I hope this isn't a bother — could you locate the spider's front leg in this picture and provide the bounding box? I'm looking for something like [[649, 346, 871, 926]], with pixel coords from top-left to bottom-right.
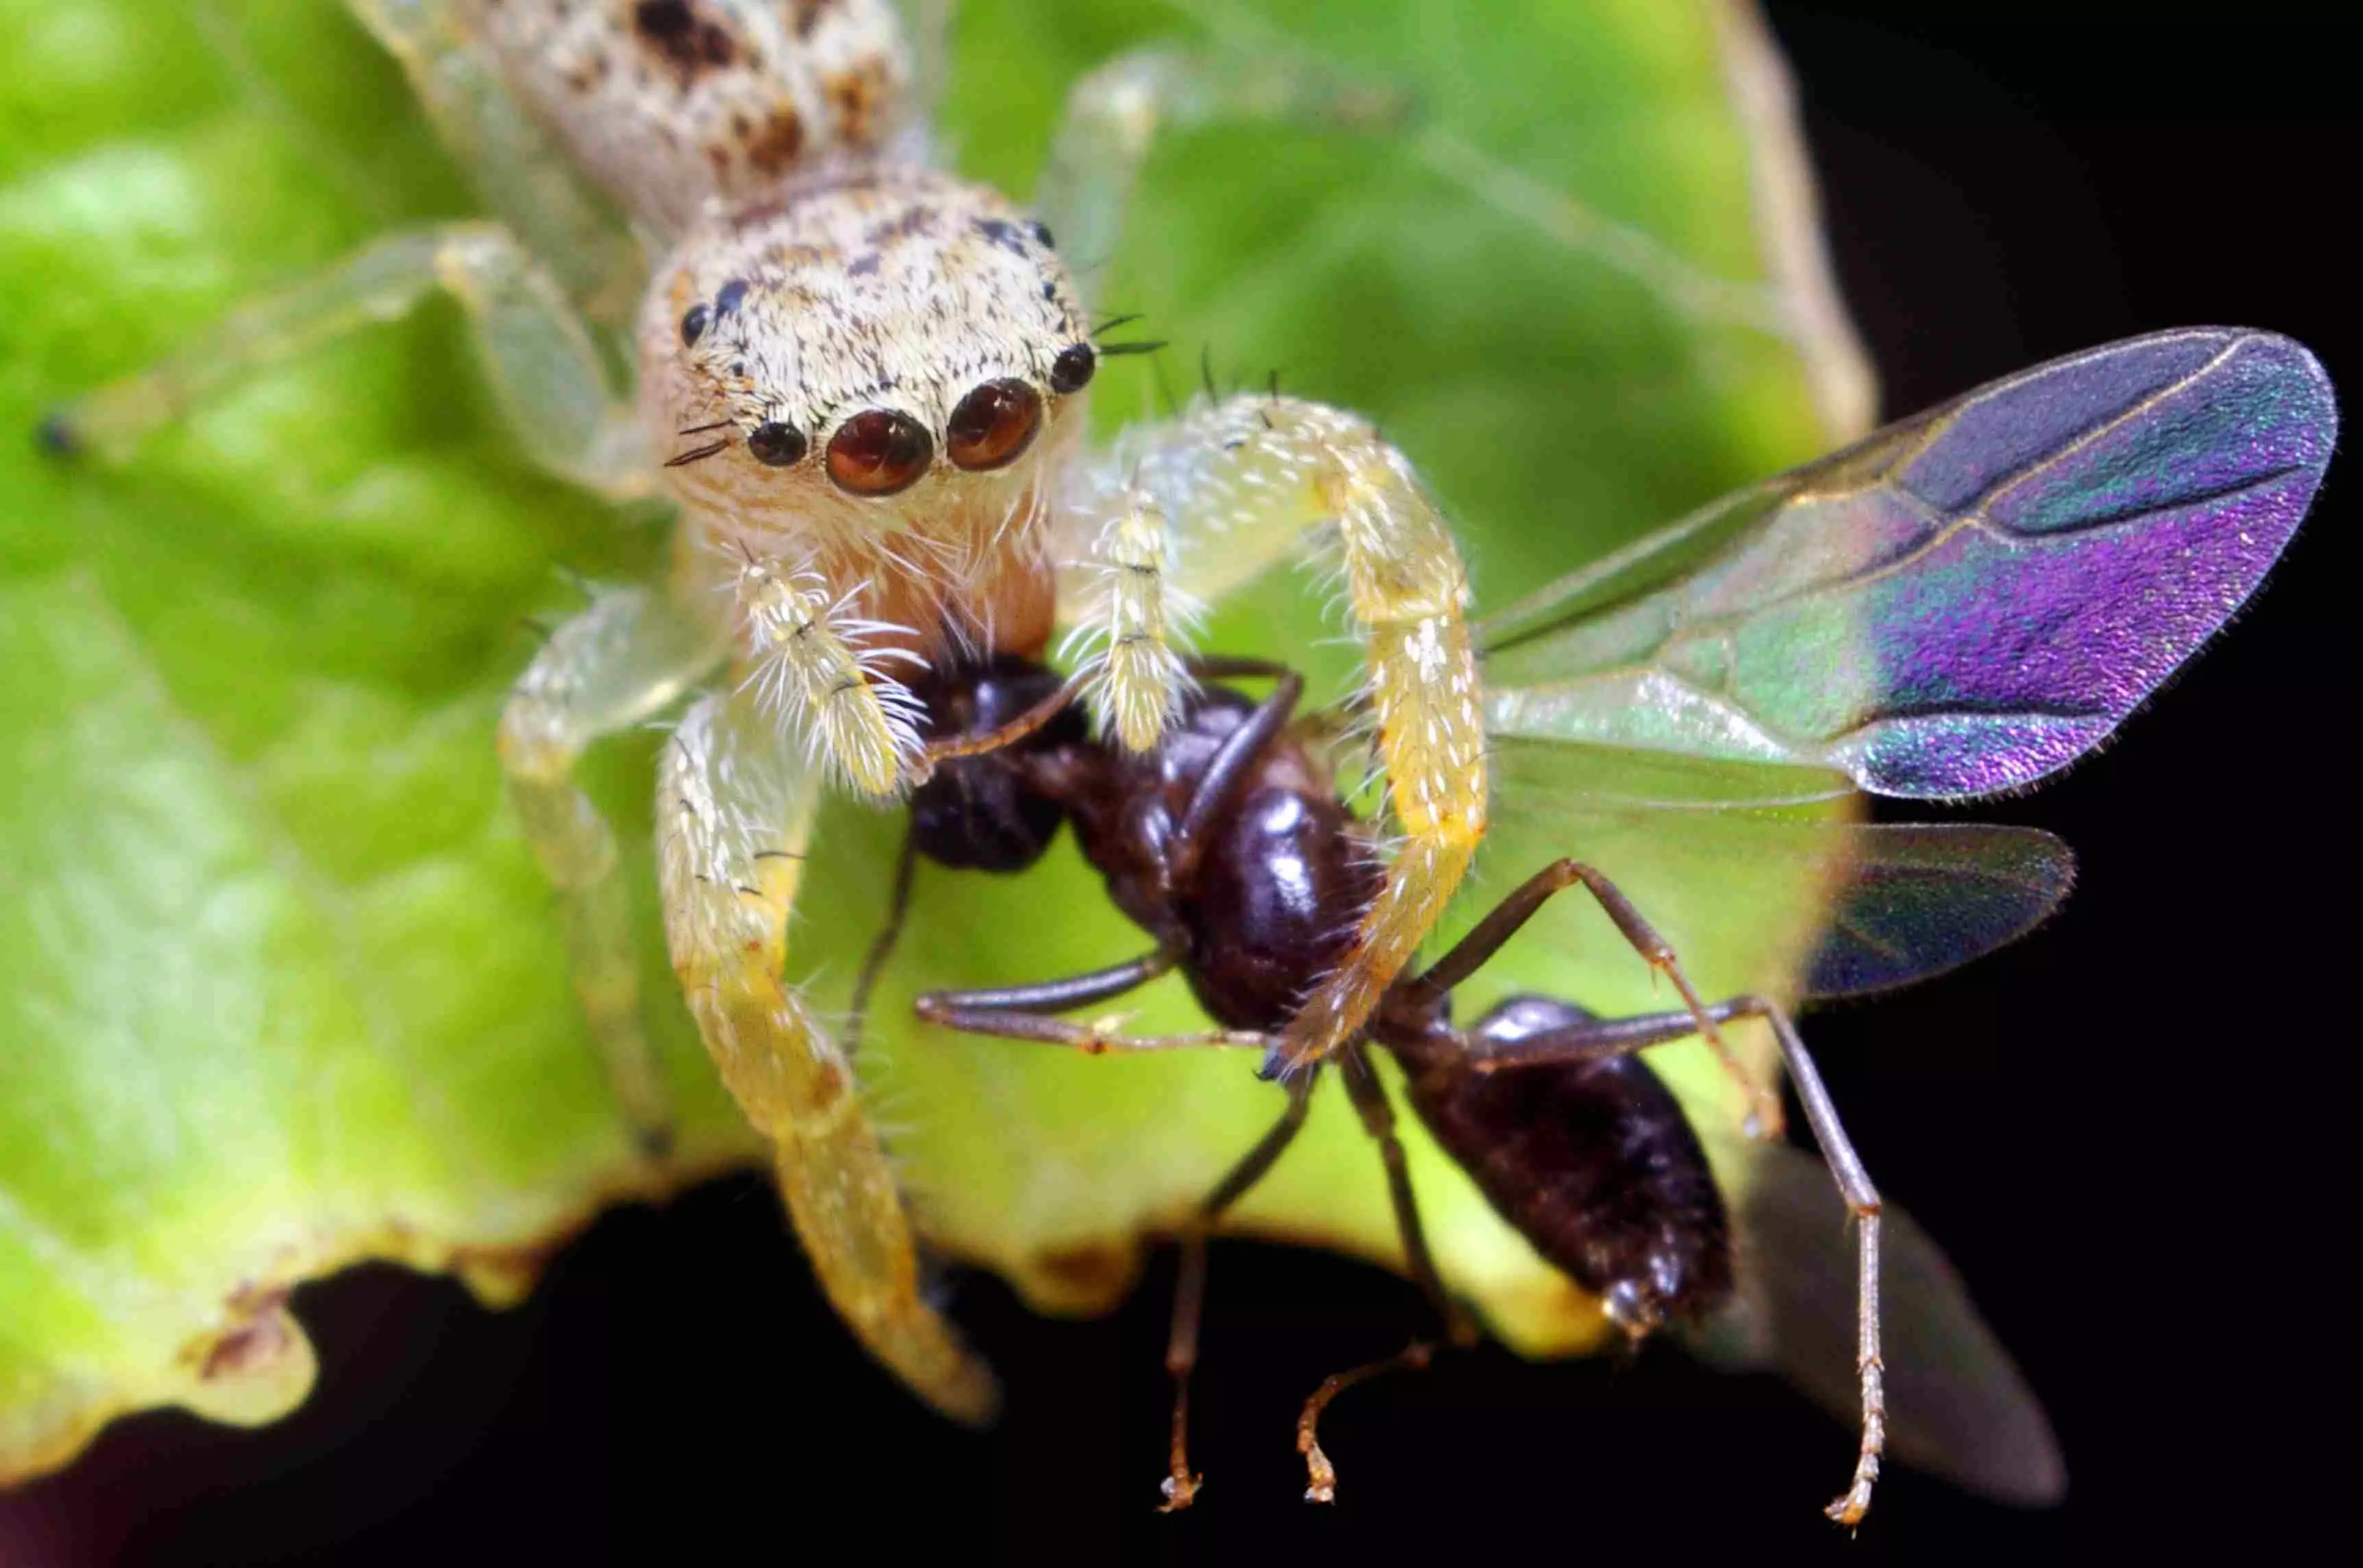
[[1058, 397, 1488, 1071], [660, 687, 998, 1423], [500, 586, 729, 1149]]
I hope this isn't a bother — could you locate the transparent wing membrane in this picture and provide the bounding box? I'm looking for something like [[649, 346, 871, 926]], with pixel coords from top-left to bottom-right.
[[1806, 824, 2074, 1000], [1695, 1142, 2066, 1508]]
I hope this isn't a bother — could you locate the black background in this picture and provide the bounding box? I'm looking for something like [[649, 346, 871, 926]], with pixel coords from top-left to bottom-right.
[[3, 4, 2349, 1562]]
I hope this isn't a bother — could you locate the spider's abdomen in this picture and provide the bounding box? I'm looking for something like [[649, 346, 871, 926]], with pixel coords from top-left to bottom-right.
[[1402, 995, 1733, 1335], [474, 0, 913, 238]]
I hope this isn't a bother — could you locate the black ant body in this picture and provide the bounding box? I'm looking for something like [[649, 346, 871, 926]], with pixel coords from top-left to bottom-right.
[[871, 653, 1884, 1520]]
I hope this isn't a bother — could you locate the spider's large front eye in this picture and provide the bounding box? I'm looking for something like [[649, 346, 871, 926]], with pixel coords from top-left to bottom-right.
[[827, 409, 933, 495], [946, 379, 1042, 471]]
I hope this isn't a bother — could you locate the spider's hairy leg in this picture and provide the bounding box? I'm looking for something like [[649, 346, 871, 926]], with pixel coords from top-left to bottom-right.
[[660, 691, 998, 1423], [344, 0, 643, 317], [498, 586, 729, 1152], [1099, 396, 1486, 1070], [732, 550, 929, 800], [1033, 42, 1411, 270], [47, 223, 648, 498], [1055, 480, 1190, 752]]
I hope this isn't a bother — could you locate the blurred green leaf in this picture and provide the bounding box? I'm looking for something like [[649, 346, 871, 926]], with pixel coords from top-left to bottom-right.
[[0, 0, 1859, 1479]]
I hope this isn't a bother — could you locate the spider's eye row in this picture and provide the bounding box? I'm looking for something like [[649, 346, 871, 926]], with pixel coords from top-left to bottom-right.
[[680, 303, 709, 347], [1049, 344, 1097, 395], [747, 421, 806, 467], [946, 379, 1043, 471], [827, 409, 933, 495]]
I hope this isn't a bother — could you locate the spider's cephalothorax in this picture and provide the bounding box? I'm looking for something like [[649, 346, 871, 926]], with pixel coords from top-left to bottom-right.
[[649, 167, 1094, 789], [48, 0, 1492, 1430]]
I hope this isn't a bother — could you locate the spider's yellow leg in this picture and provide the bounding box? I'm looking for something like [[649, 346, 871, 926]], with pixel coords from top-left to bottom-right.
[[498, 586, 726, 1151], [659, 691, 998, 1423], [46, 222, 647, 497], [1068, 396, 1487, 1068]]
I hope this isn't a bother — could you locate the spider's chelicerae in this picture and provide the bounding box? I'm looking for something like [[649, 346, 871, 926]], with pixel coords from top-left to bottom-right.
[[51, 0, 1489, 1423]]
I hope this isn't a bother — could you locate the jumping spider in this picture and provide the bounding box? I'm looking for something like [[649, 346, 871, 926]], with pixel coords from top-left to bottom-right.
[[50, 1, 1491, 1423]]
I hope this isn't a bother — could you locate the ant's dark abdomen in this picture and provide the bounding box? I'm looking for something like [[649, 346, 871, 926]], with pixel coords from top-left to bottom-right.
[[1402, 995, 1732, 1334]]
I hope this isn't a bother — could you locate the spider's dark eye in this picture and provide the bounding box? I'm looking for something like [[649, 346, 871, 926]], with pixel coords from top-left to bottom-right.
[[680, 303, 710, 347], [826, 408, 933, 495], [747, 421, 806, 467], [946, 379, 1042, 471], [1049, 344, 1096, 395], [1027, 219, 1055, 248]]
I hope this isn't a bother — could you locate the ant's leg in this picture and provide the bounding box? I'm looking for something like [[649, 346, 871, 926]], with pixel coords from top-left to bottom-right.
[[914, 956, 1270, 1055], [498, 586, 726, 1151], [1454, 994, 1886, 1527], [846, 825, 920, 1057], [345, 1, 644, 317], [1290, 1049, 1465, 1505], [661, 691, 997, 1425], [1034, 45, 1408, 285], [1409, 858, 1785, 1140], [917, 675, 1084, 769], [1334, 1050, 1468, 1339], [1057, 397, 1487, 1073], [46, 223, 648, 496], [1160, 1070, 1321, 1511], [1168, 670, 1303, 875], [1296, 1342, 1437, 1505]]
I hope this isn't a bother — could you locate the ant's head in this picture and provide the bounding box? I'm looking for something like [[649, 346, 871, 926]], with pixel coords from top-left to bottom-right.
[[908, 656, 1085, 872], [644, 169, 1094, 578]]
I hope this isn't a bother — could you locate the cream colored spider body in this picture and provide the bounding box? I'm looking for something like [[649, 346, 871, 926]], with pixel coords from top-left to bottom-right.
[[53, 0, 1490, 1425]]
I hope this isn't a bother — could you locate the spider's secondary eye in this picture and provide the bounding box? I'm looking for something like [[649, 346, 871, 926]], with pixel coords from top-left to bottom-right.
[[946, 379, 1042, 471], [1027, 220, 1055, 248], [681, 303, 710, 347], [747, 421, 806, 467], [827, 409, 933, 495], [1049, 344, 1096, 395]]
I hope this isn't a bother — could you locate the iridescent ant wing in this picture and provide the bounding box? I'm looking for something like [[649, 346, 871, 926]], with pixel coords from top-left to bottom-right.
[[1477, 330, 2336, 799], [1807, 823, 2074, 999]]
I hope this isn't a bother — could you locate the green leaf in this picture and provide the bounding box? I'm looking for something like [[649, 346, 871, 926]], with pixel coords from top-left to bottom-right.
[[0, 0, 1863, 1478]]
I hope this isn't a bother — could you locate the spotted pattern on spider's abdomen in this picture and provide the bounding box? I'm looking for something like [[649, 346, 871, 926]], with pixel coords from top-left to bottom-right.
[[468, 0, 912, 238]]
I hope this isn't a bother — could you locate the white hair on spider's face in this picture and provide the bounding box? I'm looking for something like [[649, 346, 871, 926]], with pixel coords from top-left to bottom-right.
[[646, 164, 1099, 668]]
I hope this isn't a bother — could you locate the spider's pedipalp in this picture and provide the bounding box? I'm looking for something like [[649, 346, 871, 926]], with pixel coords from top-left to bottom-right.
[[1055, 476, 1199, 752], [731, 550, 927, 797], [660, 689, 998, 1424]]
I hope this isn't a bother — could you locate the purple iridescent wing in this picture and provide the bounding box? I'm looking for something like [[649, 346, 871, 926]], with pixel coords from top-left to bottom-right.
[[1477, 330, 2335, 798]]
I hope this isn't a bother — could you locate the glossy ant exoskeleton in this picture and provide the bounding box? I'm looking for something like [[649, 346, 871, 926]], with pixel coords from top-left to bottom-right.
[[859, 653, 1885, 1521]]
